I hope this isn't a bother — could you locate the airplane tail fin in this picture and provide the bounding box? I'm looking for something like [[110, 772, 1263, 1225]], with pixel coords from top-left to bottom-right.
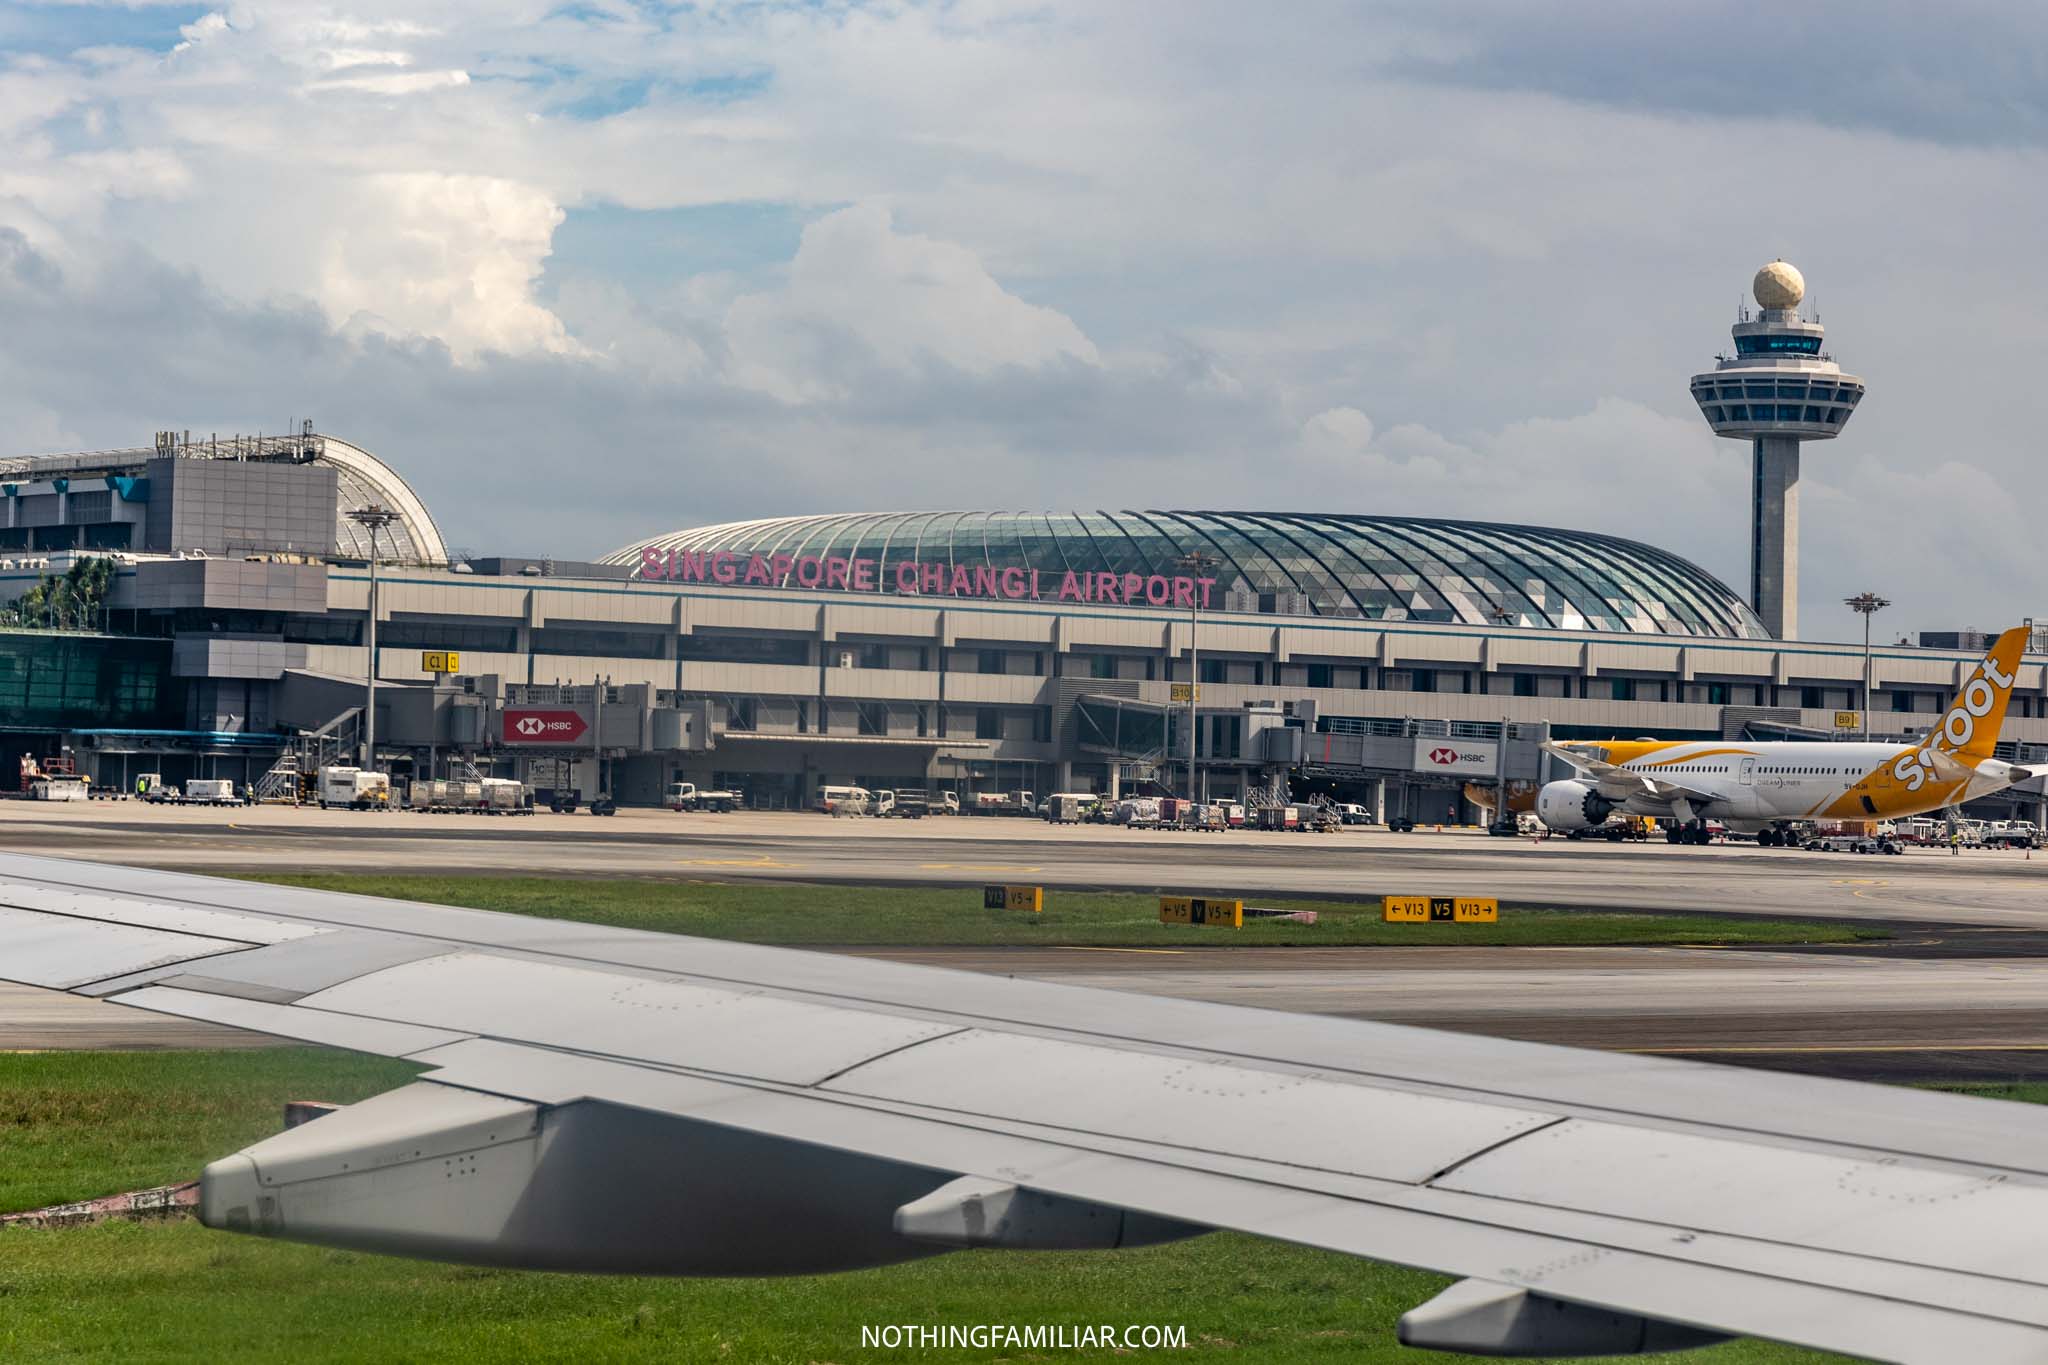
[[1921, 626, 2030, 764]]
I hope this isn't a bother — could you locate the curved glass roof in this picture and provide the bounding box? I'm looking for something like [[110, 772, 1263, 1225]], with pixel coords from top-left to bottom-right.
[[605, 512, 1767, 639], [0, 431, 447, 565]]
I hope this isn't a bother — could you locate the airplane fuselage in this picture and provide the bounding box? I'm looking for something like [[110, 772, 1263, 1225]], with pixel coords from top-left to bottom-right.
[[1572, 738, 2021, 826]]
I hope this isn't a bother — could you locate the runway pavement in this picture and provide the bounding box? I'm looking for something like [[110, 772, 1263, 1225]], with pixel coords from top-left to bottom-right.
[[4, 802, 2046, 1079], [4, 801, 2047, 926]]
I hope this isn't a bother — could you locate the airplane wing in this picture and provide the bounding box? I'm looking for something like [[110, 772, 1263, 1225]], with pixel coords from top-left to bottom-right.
[[1543, 742, 1721, 807], [6, 851, 2048, 1363]]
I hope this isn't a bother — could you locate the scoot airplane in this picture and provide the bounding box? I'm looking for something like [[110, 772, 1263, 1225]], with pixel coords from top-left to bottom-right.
[[1537, 625, 2036, 845]]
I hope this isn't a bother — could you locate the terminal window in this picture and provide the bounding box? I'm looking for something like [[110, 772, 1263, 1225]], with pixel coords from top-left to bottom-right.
[[1306, 663, 1333, 688], [975, 708, 1002, 740]]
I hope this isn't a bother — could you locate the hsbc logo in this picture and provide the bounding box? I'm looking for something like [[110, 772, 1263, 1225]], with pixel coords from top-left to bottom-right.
[[1428, 747, 1459, 765], [503, 709, 589, 744]]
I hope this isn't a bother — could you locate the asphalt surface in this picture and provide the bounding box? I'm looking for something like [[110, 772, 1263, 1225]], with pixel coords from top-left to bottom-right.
[[5, 802, 2046, 1080]]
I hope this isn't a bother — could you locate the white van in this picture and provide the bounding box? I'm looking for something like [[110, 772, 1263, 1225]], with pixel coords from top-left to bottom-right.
[[816, 785, 871, 814]]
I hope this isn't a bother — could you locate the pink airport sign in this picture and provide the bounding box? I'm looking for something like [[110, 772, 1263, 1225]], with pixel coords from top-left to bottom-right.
[[638, 548, 1217, 610]]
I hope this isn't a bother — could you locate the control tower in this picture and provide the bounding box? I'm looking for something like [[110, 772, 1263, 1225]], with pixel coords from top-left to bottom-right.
[[1688, 261, 1864, 639]]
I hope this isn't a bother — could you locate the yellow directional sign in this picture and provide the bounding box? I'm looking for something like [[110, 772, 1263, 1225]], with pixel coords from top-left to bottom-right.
[[1159, 895, 1242, 928], [1382, 896, 1499, 924], [1834, 710, 1860, 730], [1169, 683, 1201, 703], [422, 651, 462, 674], [983, 884, 1043, 913]]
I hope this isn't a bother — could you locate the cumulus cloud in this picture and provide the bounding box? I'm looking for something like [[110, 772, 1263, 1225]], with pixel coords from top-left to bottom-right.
[[722, 203, 1100, 401], [0, 1, 2044, 635]]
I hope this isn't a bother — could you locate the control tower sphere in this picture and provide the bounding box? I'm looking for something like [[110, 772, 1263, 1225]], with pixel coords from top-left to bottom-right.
[[1752, 260, 1805, 311]]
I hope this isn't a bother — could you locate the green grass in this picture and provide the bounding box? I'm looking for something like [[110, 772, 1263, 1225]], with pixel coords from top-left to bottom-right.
[[242, 874, 1887, 948], [0, 1050, 1859, 1364], [0, 1049, 420, 1213]]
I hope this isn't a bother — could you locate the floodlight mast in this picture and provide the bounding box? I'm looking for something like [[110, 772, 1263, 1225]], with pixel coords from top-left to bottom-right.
[[347, 505, 401, 769], [1844, 592, 1890, 741], [1177, 550, 1217, 802]]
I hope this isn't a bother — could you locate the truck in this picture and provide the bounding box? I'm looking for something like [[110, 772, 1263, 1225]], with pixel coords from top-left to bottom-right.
[[664, 782, 738, 813], [889, 788, 932, 819], [1983, 820, 2042, 850], [317, 766, 391, 811], [29, 775, 89, 802], [972, 790, 1036, 817], [1044, 792, 1099, 824], [182, 778, 243, 807]]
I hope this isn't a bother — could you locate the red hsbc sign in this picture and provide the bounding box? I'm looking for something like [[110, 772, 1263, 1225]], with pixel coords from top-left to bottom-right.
[[1427, 746, 1458, 765], [502, 708, 588, 745]]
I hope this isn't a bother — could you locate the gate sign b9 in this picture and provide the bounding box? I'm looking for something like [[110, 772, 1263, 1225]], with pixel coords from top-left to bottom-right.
[[1382, 896, 1499, 923]]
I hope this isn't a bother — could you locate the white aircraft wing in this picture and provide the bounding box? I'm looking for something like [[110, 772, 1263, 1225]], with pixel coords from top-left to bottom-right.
[[1543, 742, 1720, 806], [6, 851, 2048, 1363]]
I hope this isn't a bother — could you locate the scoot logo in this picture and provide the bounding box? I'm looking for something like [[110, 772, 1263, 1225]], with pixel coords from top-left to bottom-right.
[[1891, 655, 2015, 790]]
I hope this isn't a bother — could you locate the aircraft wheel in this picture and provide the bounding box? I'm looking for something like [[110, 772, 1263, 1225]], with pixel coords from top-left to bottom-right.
[[1665, 827, 1682, 844]]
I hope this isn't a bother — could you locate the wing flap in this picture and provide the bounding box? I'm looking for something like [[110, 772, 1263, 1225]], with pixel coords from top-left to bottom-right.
[[406, 1036, 2048, 1364], [0, 904, 253, 989], [113, 986, 473, 1058]]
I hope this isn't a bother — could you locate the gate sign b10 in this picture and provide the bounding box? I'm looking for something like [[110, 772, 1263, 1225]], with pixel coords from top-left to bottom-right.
[[1382, 896, 1499, 923]]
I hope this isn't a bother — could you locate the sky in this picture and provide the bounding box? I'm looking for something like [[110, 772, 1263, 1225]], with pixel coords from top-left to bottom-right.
[[1, 1, 2044, 642]]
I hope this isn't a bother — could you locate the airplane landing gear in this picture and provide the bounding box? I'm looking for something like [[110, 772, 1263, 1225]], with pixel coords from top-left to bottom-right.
[[1667, 821, 1712, 845]]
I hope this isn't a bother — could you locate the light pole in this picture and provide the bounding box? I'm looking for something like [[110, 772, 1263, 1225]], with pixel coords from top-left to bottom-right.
[[1844, 592, 1889, 741], [1176, 550, 1217, 802], [348, 505, 400, 769]]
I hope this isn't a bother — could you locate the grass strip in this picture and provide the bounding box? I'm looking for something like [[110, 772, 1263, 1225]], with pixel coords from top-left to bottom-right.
[[242, 874, 1886, 948]]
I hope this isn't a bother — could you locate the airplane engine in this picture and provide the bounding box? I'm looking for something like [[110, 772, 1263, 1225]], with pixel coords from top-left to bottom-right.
[[201, 1082, 1202, 1275], [1534, 779, 1613, 832]]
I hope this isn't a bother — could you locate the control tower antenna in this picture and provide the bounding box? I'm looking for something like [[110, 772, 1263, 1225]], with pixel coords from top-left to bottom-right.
[[1688, 261, 1865, 639]]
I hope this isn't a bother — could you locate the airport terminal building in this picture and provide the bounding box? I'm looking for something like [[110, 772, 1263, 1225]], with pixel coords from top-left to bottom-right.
[[2, 429, 2045, 820]]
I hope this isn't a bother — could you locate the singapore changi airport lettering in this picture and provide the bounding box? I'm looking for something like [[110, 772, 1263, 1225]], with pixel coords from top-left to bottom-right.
[[639, 547, 1217, 609]]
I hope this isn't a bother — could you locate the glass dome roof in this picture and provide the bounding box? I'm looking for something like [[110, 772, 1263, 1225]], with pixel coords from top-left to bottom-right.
[[604, 511, 1768, 639]]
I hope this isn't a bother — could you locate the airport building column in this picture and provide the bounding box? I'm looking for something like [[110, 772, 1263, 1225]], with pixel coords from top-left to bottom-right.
[[1057, 759, 1073, 793], [1370, 777, 1387, 824]]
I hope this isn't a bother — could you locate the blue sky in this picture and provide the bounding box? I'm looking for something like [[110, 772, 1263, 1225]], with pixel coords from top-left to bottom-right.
[[0, 0, 2043, 638]]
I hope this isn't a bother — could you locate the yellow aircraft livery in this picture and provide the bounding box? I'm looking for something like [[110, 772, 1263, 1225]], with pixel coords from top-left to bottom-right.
[[1537, 626, 2036, 845]]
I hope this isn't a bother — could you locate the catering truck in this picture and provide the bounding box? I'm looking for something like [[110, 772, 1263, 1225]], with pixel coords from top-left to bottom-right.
[[317, 766, 391, 811]]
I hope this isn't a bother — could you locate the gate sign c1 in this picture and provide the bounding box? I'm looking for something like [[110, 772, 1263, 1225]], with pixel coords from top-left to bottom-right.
[[502, 708, 589, 745], [1411, 738, 1497, 775]]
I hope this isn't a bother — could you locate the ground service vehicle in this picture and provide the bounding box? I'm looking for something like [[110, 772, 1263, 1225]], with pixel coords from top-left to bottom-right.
[[318, 767, 390, 810], [935, 792, 960, 815], [890, 789, 931, 819], [816, 785, 870, 814], [1332, 803, 1372, 826], [1984, 820, 2041, 849], [480, 779, 532, 814], [973, 790, 1037, 817], [1045, 793, 1099, 824], [1539, 626, 2037, 845], [665, 782, 737, 813], [183, 779, 242, 806]]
